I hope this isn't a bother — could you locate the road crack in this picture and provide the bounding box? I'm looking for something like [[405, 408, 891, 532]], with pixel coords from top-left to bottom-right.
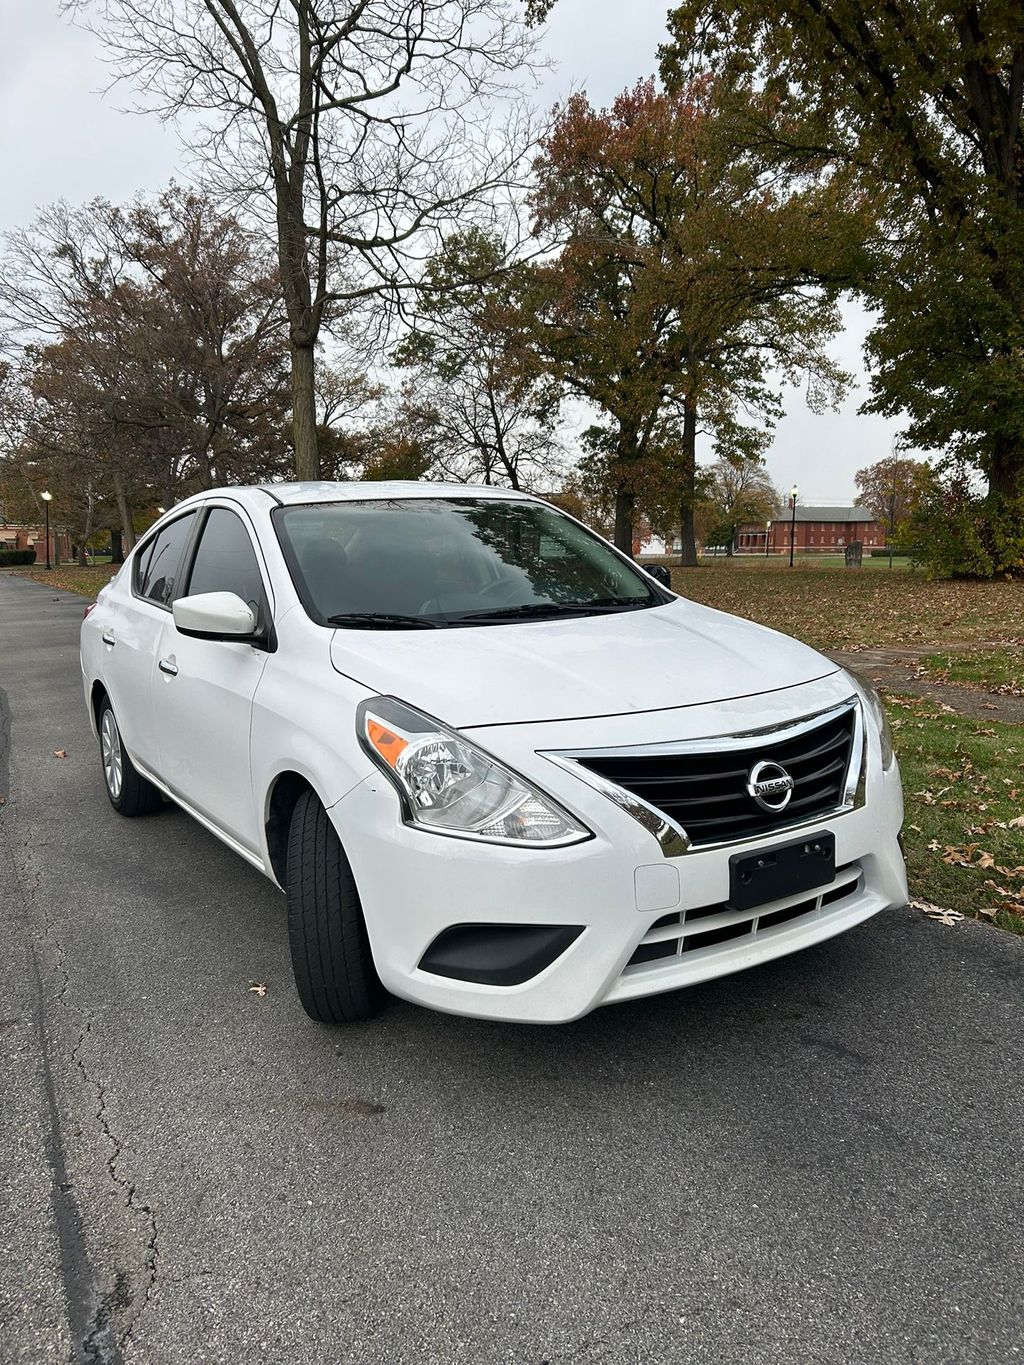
[[72, 1018, 161, 1355], [3, 769, 159, 1360]]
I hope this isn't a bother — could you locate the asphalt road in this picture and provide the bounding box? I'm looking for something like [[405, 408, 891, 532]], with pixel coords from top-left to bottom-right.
[[1, 570, 1022, 1365]]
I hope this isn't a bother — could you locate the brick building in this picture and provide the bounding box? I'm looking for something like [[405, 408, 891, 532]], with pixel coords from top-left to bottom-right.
[[0, 522, 72, 563], [734, 505, 882, 556]]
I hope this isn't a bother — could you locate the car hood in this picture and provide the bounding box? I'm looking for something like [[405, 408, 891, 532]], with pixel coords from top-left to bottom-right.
[[329, 598, 839, 728]]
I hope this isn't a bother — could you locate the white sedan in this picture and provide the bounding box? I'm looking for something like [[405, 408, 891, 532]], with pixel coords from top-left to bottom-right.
[[81, 482, 907, 1025]]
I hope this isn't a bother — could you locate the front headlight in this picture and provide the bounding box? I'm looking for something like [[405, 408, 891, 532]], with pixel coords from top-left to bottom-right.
[[844, 669, 895, 770], [357, 696, 592, 847]]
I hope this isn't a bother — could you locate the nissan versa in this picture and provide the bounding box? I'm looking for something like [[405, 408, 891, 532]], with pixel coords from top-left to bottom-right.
[[80, 483, 907, 1024]]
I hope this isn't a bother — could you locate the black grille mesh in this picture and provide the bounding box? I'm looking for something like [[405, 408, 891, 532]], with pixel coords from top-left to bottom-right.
[[576, 704, 857, 847]]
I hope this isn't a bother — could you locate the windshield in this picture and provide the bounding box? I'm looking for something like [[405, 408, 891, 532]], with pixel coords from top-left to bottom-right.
[[273, 497, 669, 628]]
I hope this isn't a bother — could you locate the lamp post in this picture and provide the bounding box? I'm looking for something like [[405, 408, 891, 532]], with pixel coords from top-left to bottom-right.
[[788, 485, 798, 568], [764, 520, 772, 557], [41, 490, 52, 570]]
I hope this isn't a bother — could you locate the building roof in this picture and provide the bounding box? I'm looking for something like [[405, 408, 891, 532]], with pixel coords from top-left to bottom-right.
[[791, 505, 876, 523]]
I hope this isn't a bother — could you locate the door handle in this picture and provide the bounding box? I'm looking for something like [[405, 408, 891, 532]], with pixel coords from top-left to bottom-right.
[[102, 630, 115, 646], [158, 658, 178, 676]]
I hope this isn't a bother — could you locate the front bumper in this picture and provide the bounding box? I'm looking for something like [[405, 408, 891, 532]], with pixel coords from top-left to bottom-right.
[[331, 675, 908, 1024]]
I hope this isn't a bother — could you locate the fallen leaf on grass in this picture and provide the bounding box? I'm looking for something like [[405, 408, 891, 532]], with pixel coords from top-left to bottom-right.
[[1009, 814, 1024, 829], [977, 907, 998, 920], [983, 881, 1024, 917], [939, 843, 997, 870], [249, 982, 268, 997], [53, 749, 67, 759], [910, 898, 964, 926]]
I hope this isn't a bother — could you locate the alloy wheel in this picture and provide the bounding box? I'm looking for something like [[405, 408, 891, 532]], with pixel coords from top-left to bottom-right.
[[100, 708, 123, 800]]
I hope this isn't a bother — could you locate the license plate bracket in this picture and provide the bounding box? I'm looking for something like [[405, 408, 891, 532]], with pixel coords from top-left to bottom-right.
[[728, 833, 836, 912]]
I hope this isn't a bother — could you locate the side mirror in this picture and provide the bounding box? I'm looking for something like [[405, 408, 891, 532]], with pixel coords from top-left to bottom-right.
[[173, 591, 258, 640], [645, 564, 672, 588]]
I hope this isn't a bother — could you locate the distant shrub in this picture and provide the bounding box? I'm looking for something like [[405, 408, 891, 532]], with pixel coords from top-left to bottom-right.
[[0, 548, 37, 566]]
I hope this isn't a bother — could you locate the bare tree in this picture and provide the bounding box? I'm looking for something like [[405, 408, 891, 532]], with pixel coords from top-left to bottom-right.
[[394, 230, 565, 490], [76, 0, 539, 479], [0, 193, 290, 544], [700, 455, 778, 554]]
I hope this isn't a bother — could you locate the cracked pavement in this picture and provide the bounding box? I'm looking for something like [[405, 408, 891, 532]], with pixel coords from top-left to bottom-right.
[[1, 570, 1023, 1365]]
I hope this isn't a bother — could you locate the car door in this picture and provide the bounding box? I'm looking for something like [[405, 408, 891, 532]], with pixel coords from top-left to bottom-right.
[[104, 511, 198, 773], [153, 504, 272, 854]]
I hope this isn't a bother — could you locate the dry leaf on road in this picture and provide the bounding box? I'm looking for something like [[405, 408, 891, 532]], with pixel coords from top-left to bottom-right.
[[910, 898, 965, 926], [53, 749, 67, 759], [249, 982, 268, 997]]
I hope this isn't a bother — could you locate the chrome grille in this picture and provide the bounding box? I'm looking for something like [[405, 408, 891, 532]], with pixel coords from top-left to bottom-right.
[[569, 699, 860, 849], [625, 864, 863, 971]]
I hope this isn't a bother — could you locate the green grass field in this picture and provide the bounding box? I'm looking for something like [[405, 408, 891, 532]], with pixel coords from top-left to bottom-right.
[[668, 558, 1022, 653], [917, 648, 1024, 696], [888, 697, 1023, 932]]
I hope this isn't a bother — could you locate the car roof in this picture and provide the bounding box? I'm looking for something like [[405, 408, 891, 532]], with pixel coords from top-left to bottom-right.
[[149, 481, 546, 532], [259, 481, 539, 507]]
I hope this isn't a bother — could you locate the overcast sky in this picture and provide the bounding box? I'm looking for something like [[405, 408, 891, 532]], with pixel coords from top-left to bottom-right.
[[0, 0, 919, 504]]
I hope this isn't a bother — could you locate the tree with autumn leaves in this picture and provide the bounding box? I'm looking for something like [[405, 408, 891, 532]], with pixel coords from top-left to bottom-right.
[[855, 455, 936, 546], [660, 0, 1024, 575], [521, 76, 859, 561]]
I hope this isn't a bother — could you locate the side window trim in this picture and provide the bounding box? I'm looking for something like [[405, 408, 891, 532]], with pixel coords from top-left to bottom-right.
[[131, 511, 200, 611], [132, 535, 156, 597]]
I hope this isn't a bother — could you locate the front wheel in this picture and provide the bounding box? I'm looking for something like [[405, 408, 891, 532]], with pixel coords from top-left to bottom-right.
[[285, 791, 384, 1024], [98, 699, 163, 817]]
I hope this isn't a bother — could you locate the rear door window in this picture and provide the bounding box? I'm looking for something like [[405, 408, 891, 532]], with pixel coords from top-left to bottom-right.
[[135, 513, 197, 607]]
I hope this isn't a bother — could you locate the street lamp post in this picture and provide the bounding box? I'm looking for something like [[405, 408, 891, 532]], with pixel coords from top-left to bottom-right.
[[788, 485, 798, 569], [764, 520, 772, 557], [41, 490, 52, 570]]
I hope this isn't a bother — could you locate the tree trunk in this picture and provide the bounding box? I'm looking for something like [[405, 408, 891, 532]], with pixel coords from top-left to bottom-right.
[[110, 529, 124, 564], [613, 486, 635, 554], [988, 437, 1022, 498], [77, 492, 93, 566], [613, 417, 642, 554], [112, 473, 136, 553], [291, 340, 320, 481], [677, 393, 699, 567]]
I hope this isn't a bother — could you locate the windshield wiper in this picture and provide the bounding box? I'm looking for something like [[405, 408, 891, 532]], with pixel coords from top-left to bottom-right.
[[326, 612, 438, 630], [452, 599, 650, 624]]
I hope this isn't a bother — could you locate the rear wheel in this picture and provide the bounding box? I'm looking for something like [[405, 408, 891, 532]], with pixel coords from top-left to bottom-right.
[[285, 790, 384, 1024], [98, 698, 163, 817]]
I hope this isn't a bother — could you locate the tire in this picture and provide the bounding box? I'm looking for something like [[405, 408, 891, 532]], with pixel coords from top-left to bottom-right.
[[98, 698, 163, 817], [285, 790, 384, 1024]]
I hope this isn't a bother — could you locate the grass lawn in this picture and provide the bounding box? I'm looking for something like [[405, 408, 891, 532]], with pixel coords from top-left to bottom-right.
[[889, 695, 1024, 932], [2, 563, 119, 598], [668, 559, 1022, 653], [917, 647, 1024, 696]]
